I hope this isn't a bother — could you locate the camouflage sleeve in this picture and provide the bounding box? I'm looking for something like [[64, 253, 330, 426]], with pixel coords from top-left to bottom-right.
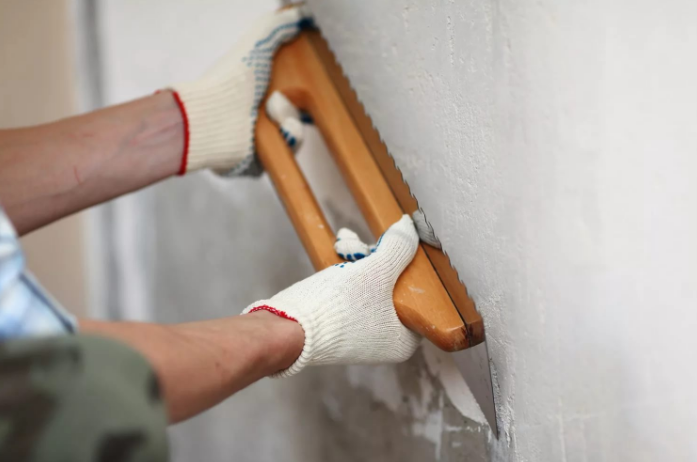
[[0, 334, 169, 462]]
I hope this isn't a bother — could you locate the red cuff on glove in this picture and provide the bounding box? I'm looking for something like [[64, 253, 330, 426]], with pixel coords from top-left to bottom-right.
[[169, 91, 190, 176], [248, 305, 298, 323]]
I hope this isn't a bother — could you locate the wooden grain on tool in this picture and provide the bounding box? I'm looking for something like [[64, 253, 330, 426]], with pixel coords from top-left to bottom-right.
[[256, 32, 473, 352]]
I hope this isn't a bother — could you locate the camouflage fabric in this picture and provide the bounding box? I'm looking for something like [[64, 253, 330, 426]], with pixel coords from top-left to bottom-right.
[[0, 334, 168, 462]]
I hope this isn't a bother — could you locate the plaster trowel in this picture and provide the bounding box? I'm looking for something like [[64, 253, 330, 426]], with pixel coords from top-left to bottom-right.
[[254, 29, 498, 436]]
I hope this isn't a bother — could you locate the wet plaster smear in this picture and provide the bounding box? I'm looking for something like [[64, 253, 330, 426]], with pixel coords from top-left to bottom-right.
[[98, 0, 696, 461]]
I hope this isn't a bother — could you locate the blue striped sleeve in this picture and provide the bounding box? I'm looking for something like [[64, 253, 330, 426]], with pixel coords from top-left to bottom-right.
[[0, 207, 76, 340]]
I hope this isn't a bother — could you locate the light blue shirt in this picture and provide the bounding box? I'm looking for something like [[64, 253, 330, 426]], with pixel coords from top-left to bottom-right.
[[0, 206, 76, 340]]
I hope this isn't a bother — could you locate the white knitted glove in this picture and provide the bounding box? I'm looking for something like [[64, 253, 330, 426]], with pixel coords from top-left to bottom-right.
[[169, 6, 311, 176], [243, 215, 422, 377]]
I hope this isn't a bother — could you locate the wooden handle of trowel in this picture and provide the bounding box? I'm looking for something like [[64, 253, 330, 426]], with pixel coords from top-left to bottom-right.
[[255, 32, 471, 352]]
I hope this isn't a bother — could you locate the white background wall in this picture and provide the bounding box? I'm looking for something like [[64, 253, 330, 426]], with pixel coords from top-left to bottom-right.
[[308, 0, 697, 460]]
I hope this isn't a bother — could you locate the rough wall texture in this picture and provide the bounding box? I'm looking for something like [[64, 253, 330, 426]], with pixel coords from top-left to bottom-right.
[[96, 1, 489, 460], [307, 0, 697, 461]]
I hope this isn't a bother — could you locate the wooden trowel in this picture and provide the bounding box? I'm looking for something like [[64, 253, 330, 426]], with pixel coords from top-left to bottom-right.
[[255, 29, 498, 436]]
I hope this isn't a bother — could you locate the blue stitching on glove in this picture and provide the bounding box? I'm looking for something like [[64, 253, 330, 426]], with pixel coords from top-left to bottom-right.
[[255, 22, 300, 47]]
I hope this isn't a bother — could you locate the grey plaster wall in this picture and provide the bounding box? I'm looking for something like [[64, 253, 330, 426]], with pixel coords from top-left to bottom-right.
[[308, 1, 697, 461]]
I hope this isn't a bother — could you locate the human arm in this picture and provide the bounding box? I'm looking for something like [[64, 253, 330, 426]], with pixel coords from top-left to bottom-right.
[[0, 5, 310, 236], [79, 311, 304, 424], [1, 194, 304, 425], [2, 210, 420, 450], [0, 312, 301, 461], [79, 215, 421, 425], [0, 92, 183, 235]]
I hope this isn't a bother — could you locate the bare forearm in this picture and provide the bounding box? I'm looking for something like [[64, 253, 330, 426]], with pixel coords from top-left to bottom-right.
[[0, 91, 183, 235], [79, 312, 304, 423]]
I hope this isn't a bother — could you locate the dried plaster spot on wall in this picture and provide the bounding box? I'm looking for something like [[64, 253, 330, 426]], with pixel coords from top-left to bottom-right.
[[421, 341, 488, 426], [315, 348, 490, 461]]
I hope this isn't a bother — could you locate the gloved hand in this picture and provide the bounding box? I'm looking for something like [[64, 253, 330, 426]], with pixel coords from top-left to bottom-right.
[[169, 5, 311, 176], [243, 215, 422, 377]]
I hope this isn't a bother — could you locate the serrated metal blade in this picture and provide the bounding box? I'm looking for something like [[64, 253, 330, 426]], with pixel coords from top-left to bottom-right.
[[305, 29, 499, 436]]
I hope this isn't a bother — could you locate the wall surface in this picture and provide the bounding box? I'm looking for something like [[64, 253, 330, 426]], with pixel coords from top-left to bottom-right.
[[96, 1, 490, 461], [0, 0, 88, 317], [307, 1, 697, 461]]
